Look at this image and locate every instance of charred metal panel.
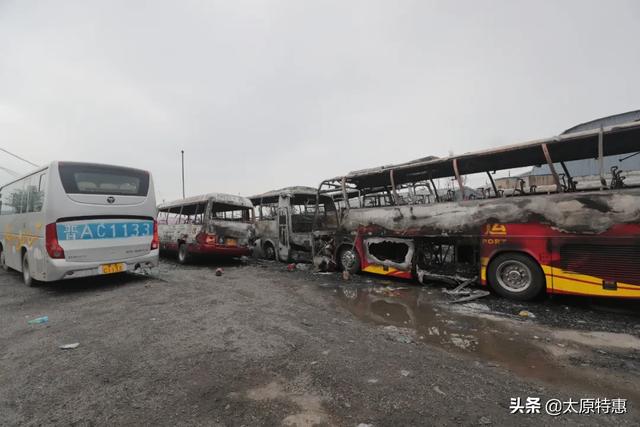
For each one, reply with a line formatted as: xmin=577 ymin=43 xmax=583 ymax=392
xmin=207 ymin=219 xmax=254 ymax=245
xmin=363 ymin=237 xmax=414 ymax=270
xmin=340 ymin=188 xmax=640 ymax=237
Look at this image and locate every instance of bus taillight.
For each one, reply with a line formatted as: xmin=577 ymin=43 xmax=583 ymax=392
xmin=151 ymin=220 xmax=159 ymax=250
xmin=45 ymin=223 xmax=65 ymax=259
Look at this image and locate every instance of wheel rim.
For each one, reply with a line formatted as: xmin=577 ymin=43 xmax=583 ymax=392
xmin=0 ymin=251 xmax=5 ymax=269
xmin=340 ymin=248 xmax=356 ymax=270
xmin=495 ymin=260 xmax=532 ymax=293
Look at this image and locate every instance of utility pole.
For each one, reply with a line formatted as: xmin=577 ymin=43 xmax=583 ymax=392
xmin=181 ymin=150 xmax=185 ymax=198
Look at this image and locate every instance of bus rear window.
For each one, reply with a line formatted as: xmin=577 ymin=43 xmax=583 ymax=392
xmin=59 ymin=163 xmax=149 ymax=196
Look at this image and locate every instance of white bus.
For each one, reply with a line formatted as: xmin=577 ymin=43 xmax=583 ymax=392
xmin=0 ymin=161 xmax=159 ymax=286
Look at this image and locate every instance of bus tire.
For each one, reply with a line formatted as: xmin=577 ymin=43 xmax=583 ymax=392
xmin=177 ymin=243 xmax=190 ymax=264
xmin=0 ymin=245 xmax=8 ymax=272
xmin=22 ymin=252 xmax=38 ymax=287
xmin=338 ymin=245 xmax=360 ymax=274
xmin=263 ymin=242 xmax=275 ymax=260
xmin=488 ymin=252 xmax=544 ymax=301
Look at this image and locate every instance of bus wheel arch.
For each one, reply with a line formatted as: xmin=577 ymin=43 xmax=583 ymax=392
xmin=487 ymin=251 xmax=545 ymax=301
xmin=337 ymin=244 xmax=361 ymax=274
xmin=262 ymin=241 xmax=276 ymax=260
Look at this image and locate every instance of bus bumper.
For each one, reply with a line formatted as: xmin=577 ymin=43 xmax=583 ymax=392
xmin=43 ymin=250 xmax=160 ymax=281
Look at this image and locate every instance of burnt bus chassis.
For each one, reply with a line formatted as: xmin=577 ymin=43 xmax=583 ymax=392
xmin=311 ymin=120 xmax=640 ymax=300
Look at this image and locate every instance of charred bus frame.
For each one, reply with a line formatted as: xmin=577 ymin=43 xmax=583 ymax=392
xmin=313 ymin=120 xmax=640 ymax=300
xmin=157 ymin=193 xmax=255 ymax=264
xmin=250 ymin=187 xmax=339 ymax=262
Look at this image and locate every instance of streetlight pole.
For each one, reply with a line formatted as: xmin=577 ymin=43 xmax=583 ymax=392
xmin=181 ymin=150 xmax=185 ymax=199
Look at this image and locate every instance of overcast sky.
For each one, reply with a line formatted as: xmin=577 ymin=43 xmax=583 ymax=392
xmin=1 ymin=0 xmax=638 ymax=201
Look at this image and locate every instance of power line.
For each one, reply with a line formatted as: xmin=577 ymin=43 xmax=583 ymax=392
xmin=0 ymin=148 xmax=39 ymax=168
xmin=0 ymin=165 xmax=21 ymax=177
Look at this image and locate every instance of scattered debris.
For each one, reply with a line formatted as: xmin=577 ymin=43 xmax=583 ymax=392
xmin=400 ymin=370 xmax=410 ymax=377
xmin=518 ymin=310 xmax=536 ymax=318
xmin=215 ymin=268 xmax=223 ymax=276
xmin=443 ymin=276 xmax=478 ymax=296
xmin=450 ymin=290 xmax=490 ymax=304
xmin=366 ymin=378 xmax=379 ymax=384
xmin=59 ymin=343 xmax=79 ymax=350
xmin=357 ymin=424 xmax=373 ymax=427
xmin=295 ymin=263 xmax=310 ymax=271
xmin=286 ymin=263 xmax=296 ymax=272
xmin=382 ymin=325 xmax=416 ymax=344
xmin=301 ymin=319 xmax=313 ymax=327
xmin=321 ymin=350 xmax=330 ymax=356
xmin=28 ymin=316 xmax=48 ymax=325
xmin=310 ymin=361 xmax=318 ymax=365
xmin=433 ymin=385 xmax=446 ymax=396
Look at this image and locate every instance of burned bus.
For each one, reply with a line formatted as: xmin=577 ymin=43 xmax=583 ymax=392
xmin=313 ymin=119 xmax=640 ymax=300
xmin=157 ymin=193 xmax=254 ymax=264
xmin=250 ymin=186 xmax=338 ymax=262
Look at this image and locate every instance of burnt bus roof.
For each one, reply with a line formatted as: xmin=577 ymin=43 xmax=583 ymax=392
xmin=331 ymin=119 xmax=640 ymax=190
xmin=158 ymin=193 xmax=253 ymax=210
xmin=250 ymin=186 xmax=330 ymax=204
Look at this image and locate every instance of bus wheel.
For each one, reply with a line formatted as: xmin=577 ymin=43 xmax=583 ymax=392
xmin=0 ymin=247 xmax=8 ymax=272
xmin=263 ymin=243 xmax=275 ymax=260
xmin=177 ymin=243 xmax=190 ymax=264
xmin=338 ymin=246 xmax=360 ymax=274
xmin=488 ymin=253 xmax=544 ymax=301
xmin=22 ymin=253 xmax=38 ymax=287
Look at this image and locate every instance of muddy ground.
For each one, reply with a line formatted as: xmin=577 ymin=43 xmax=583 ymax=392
xmin=1 ymin=256 xmax=639 ymax=426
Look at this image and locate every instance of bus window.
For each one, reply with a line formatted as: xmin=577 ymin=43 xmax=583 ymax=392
xmin=178 ymin=203 xmax=206 ymax=224
xmin=211 ymin=203 xmax=251 ymax=222
xmin=167 ymin=206 xmax=181 ymax=224
xmin=157 ymin=209 xmax=169 ymax=225
xmin=30 ymin=172 xmax=46 ymax=212
xmin=58 ymin=163 xmax=149 ymax=196
xmin=1 ymin=180 xmax=24 ymax=215
xmin=259 ymin=204 xmax=277 ymax=220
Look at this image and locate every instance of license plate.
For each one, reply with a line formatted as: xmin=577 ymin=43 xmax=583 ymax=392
xmin=225 ymin=238 xmax=237 ymax=247
xmin=100 ymin=263 xmax=126 ymax=274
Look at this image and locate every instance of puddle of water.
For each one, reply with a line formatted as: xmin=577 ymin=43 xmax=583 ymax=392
xmin=553 ymin=330 xmax=640 ymax=350
xmin=332 ymin=284 xmax=640 ymax=402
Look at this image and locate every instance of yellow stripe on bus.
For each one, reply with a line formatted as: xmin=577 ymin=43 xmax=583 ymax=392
xmin=550 ymin=266 xmax=640 ymax=298
xmin=362 ymin=265 xmax=401 ymax=275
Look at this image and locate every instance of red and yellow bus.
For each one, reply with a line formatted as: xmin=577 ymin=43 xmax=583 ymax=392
xmin=313 ymin=116 xmax=640 ymax=300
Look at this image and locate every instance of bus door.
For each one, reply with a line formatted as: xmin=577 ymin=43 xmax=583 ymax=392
xmin=277 ymin=207 xmax=290 ymax=261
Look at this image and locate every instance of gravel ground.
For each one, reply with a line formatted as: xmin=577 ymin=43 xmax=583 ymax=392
xmin=1 ymin=256 xmax=639 ymax=426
